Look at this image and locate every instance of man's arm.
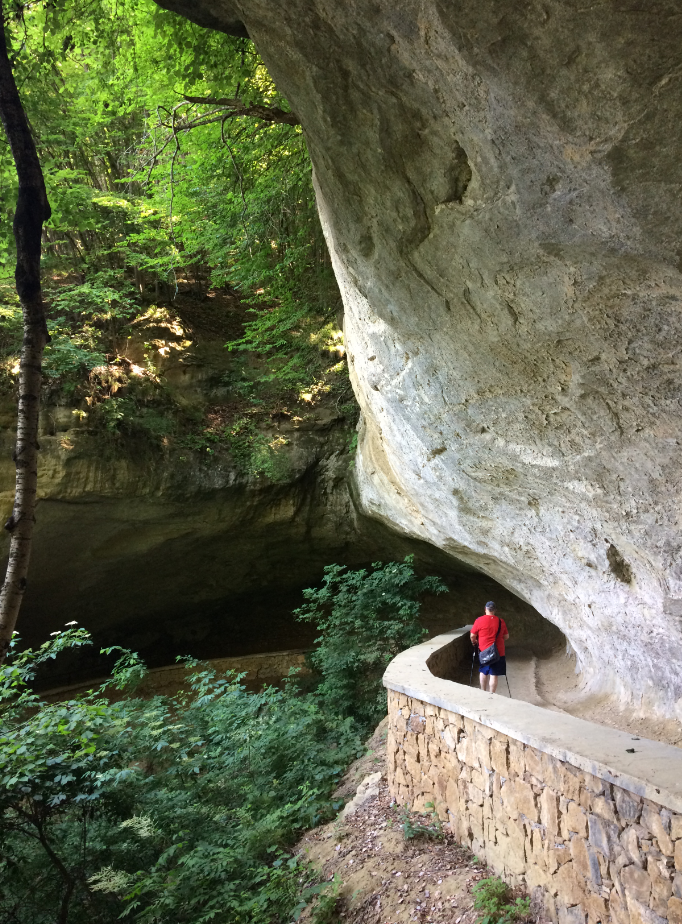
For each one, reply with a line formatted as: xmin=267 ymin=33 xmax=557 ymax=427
xmin=470 ymin=630 xmax=478 ymax=646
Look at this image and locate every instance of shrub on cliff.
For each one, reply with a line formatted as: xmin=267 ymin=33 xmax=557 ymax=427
xmin=0 ymin=629 xmax=361 ymax=923
xmin=296 ymin=556 xmax=448 ymax=731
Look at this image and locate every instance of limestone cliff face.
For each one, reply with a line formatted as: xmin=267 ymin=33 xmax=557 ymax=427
xmin=0 ymin=407 xmax=356 ymax=674
xmin=155 ymin=0 xmax=682 ymax=717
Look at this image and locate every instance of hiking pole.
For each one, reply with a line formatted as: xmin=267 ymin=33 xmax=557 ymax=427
xmin=469 ymin=647 xmax=477 ymax=686
xmin=506 ymin=674 xmax=512 ymax=698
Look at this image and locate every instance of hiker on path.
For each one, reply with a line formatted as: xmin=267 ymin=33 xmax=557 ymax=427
xmin=470 ymin=601 xmax=509 ymax=694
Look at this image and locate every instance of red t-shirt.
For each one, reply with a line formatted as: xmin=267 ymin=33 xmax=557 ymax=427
xmin=471 ymin=614 xmax=508 ymax=657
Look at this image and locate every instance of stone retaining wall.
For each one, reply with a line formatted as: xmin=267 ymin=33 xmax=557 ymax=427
xmin=384 ymin=631 xmax=682 ymax=924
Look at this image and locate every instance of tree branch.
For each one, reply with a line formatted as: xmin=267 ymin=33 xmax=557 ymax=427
xmin=182 ymin=95 xmax=300 ymax=126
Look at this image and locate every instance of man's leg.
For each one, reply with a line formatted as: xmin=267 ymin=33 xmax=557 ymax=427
xmin=479 ymin=672 xmax=489 ymax=691
xmin=489 ymin=675 xmax=499 ymax=694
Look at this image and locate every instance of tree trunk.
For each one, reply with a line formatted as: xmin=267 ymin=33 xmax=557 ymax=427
xmin=0 ymin=1 xmax=51 ymax=664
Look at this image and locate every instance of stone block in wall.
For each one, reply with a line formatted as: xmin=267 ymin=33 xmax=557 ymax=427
xmin=404 ymin=755 xmax=419 ymax=785
xmin=546 ymin=842 xmax=571 ymax=874
xmin=668 ymin=896 xmax=682 ymax=924
xmin=532 ymin=827 xmax=547 ymax=863
xmin=413 ymin=790 xmax=435 ymax=813
xmin=404 ymin=733 xmax=419 ymax=761
xmin=622 ymin=865 xmax=653 ymax=904
xmin=542 ymin=788 xmax=560 ymax=836
xmin=527 ymin=861 xmax=554 ymax=894
xmin=626 ymin=895 xmax=668 ymax=924
xmin=611 ymin=887 xmax=631 ymax=924
xmin=649 ymin=854 xmax=674 ymax=916
xmin=446 ymin=776 xmax=459 ymax=814
xmin=491 ymin=738 xmax=509 ymax=775
xmin=554 ymin=861 xmax=588 ymax=906
xmin=562 ymin=765 xmax=582 ymax=803
xmin=671 ymin=815 xmax=682 ymax=841
xmin=564 ymin=801 xmax=589 ymax=837
xmin=588 ymin=813 xmax=620 ymax=860
xmin=503 ymin=778 xmax=539 ymax=823
xmin=622 ymin=826 xmax=644 ymax=867
xmin=441 ymin=708 xmax=462 ymax=729
xmin=469 ymin=802 xmax=484 ymax=842
xmin=558 ymin=904 xmax=586 ymax=924
xmin=585 ymin=891 xmax=608 ymax=924
xmin=544 ymin=890 xmax=559 ymax=923
xmin=509 ymin=741 xmax=525 ymax=776
xmin=676 ymin=839 xmax=682 ymax=871
xmin=579 ymin=787 xmax=592 ymax=813
xmin=674 ymin=871 xmax=682 ymax=899
xmin=475 ymin=729 xmax=492 ymax=770
xmin=442 ymin=725 xmax=457 ymax=751
xmin=488 ymin=830 xmax=527 ymax=877
xmin=510 ymin=815 xmax=530 ymax=864
xmin=543 ymin=753 xmax=564 ymax=792
xmin=592 ymin=795 xmax=620 ymax=826
xmin=616 ymin=788 xmax=643 ymax=825
xmin=468 ymin=782 xmax=485 ymax=806
xmin=471 ymin=767 xmax=486 ymax=794
xmin=457 ymin=732 xmax=478 ymax=769
xmin=525 ymin=746 xmax=543 ymax=781
xmin=463 ymin=716 xmax=476 ymax=736
xmin=642 ymin=806 xmax=675 ymax=857
xmin=387 ymin=742 xmax=396 ymax=774
xmin=582 ymin=772 xmax=607 ymax=796
xmin=571 ymin=836 xmax=602 ymax=887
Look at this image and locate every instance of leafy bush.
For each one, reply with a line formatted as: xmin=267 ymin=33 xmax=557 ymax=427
xmin=0 ymin=557 xmax=442 ymax=921
xmin=0 ymin=630 xmax=362 ymax=924
xmin=472 ymin=877 xmax=531 ymax=924
xmin=399 ymin=801 xmax=444 ymax=841
xmin=295 ymin=557 xmax=448 ymax=731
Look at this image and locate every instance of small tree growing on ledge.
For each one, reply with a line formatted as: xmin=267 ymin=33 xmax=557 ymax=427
xmin=296 ymin=556 xmax=448 ymax=730
xmin=0 ymin=0 xmax=52 ymax=664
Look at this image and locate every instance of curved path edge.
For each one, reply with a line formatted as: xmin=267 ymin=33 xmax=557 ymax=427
xmin=383 ymin=628 xmax=682 ymax=814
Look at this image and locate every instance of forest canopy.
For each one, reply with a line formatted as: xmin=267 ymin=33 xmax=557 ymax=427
xmin=0 ymin=0 xmax=349 ymax=471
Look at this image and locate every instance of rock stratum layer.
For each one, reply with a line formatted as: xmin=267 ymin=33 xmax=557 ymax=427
xmin=155 ymin=0 xmax=682 ymax=718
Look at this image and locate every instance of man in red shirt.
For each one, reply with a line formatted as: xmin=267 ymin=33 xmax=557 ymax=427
xmin=470 ymin=601 xmax=509 ymax=694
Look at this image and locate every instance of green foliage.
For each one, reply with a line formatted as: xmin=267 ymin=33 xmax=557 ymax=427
xmin=399 ymin=801 xmax=444 ymax=841
xmin=472 ymin=877 xmax=531 ymax=924
xmin=296 ymin=557 xmax=448 ymax=731
xmin=305 ymin=873 xmax=342 ymax=924
xmin=0 ymin=629 xmax=362 ymax=923
xmin=0 ymin=0 xmax=349 ymax=432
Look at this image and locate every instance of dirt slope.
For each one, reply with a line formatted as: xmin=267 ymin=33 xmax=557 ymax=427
xmin=296 ymin=719 xmax=534 ymax=924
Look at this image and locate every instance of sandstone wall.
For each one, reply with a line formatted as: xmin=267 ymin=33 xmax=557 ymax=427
xmin=384 ymin=631 xmax=682 ymax=924
xmin=155 ymin=0 xmax=682 ymax=719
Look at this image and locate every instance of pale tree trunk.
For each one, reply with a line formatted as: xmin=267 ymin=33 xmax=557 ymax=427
xmin=0 ymin=0 xmax=51 ymax=664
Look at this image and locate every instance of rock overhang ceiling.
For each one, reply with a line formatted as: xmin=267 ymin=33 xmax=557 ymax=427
xmin=154 ymin=0 xmax=682 ymax=719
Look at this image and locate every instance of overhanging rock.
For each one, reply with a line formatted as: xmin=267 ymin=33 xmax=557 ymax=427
xmin=155 ymin=0 xmax=682 ymax=718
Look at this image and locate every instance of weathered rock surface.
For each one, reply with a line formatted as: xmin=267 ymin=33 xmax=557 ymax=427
xmin=2 ymin=417 xmax=547 ymax=686
xmin=1 ymin=384 xmax=549 ymax=689
xmin=155 ymin=0 xmax=682 ymax=718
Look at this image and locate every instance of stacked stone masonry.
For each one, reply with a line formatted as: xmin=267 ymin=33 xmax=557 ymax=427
xmin=387 ymin=690 xmax=682 ymax=924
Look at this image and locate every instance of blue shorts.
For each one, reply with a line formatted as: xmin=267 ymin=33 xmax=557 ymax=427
xmin=479 ymin=656 xmax=506 ymax=676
